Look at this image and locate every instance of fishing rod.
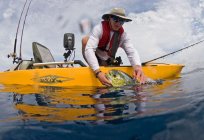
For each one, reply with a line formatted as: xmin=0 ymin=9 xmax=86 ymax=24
xmin=142 ymin=39 xmax=204 ymax=65
xmin=19 ymin=0 xmax=33 ymax=60
xmin=8 ymin=0 xmax=28 ymax=64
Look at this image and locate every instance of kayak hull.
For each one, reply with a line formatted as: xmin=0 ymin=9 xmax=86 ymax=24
xmin=0 ymin=63 xmax=184 ymax=87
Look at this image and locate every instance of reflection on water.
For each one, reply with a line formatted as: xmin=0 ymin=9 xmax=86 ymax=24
xmin=10 ymin=86 xmax=146 ymax=123
xmin=0 ymin=69 xmax=204 ymax=140
xmin=0 ymin=79 xmax=181 ymax=124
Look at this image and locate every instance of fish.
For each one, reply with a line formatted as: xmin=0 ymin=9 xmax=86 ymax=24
xmin=105 ymin=70 xmax=136 ymax=87
xmin=106 ymin=69 xmax=163 ymax=87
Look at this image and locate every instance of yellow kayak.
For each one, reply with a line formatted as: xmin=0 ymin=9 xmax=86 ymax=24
xmin=0 ymin=63 xmax=184 ymax=87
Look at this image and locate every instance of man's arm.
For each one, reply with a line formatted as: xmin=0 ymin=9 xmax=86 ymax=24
xmin=120 ymin=32 xmax=141 ymax=66
xmin=84 ymin=24 xmax=112 ymax=86
xmin=84 ymin=24 xmax=101 ymax=71
xmin=120 ymin=32 xmax=146 ymax=83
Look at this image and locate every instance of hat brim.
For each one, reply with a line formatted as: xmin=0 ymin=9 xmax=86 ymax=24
xmin=102 ymin=14 xmax=132 ymax=22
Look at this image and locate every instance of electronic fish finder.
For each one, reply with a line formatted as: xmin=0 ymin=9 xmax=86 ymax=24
xmin=62 ymin=33 xmax=86 ymax=67
xmin=63 ymin=33 xmax=75 ymax=62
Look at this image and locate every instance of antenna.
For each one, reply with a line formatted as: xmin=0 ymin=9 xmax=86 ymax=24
xmin=8 ymin=0 xmax=28 ymax=64
xmin=19 ymin=0 xmax=33 ymax=60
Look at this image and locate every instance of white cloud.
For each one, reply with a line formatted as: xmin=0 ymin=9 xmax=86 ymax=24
xmin=122 ymin=0 xmax=204 ymax=72
xmin=3 ymin=8 xmax=14 ymax=19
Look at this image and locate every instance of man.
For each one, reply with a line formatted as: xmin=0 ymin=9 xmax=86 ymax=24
xmin=82 ymin=8 xmax=146 ymax=86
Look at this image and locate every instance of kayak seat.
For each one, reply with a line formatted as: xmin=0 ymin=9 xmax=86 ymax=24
xmin=32 ymin=42 xmax=56 ymax=68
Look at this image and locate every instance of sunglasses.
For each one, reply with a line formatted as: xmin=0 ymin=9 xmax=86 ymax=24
xmin=111 ymin=16 xmax=125 ymax=25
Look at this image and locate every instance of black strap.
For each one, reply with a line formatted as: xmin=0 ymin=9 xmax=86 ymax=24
xmin=110 ymin=31 xmax=120 ymax=58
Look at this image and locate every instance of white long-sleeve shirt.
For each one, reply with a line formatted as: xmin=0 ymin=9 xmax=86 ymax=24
xmin=84 ymin=23 xmax=141 ymax=71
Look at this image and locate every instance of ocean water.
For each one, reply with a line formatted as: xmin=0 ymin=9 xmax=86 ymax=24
xmin=0 ymin=68 xmax=204 ymax=140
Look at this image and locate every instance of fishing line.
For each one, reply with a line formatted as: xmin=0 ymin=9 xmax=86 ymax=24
xmin=19 ymin=0 xmax=33 ymax=60
xmin=72 ymin=50 xmax=76 ymax=61
xmin=142 ymin=39 xmax=204 ymax=65
xmin=67 ymin=50 xmax=75 ymax=62
xmin=10 ymin=0 xmax=28 ymax=64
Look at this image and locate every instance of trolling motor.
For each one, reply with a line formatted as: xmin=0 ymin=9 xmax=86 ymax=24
xmin=63 ymin=33 xmax=75 ymax=62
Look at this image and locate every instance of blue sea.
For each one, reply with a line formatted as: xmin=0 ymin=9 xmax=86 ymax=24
xmin=0 ymin=68 xmax=204 ymax=140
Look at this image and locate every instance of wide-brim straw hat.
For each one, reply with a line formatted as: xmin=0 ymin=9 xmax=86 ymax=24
xmin=102 ymin=8 xmax=132 ymax=22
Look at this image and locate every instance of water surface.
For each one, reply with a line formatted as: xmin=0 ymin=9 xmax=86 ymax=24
xmin=0 ymin=68 xmax=204 ymax=140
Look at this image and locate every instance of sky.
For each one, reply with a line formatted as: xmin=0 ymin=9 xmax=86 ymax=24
xmin=0 ymin=0 xmax=204 ymax=72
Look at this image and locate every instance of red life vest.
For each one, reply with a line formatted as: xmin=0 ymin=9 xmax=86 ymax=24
xmin=98 ymin=21 xmax=124 ymax=57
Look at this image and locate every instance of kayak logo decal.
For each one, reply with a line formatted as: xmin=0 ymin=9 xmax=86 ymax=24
xmin=33 ymin=75 xmax=73 ymax=84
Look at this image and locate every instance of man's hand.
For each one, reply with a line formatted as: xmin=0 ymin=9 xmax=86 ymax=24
xmin=95 ymin=70 xmax=112 ymax=87
xmin=133 ymin=65 xmax=146 ymax=84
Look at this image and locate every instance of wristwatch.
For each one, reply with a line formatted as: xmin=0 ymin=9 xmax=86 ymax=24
xmin=95 ymin=70 xmax=102 ymax=78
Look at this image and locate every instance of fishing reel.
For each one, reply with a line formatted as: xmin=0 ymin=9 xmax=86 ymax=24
xmin=63 ymin=33 xmax=75 ymax=62
xmin=107 ymin=56 xmax=123 ymax=66
xmin=7 ymin=52 xmax=21 ymax=64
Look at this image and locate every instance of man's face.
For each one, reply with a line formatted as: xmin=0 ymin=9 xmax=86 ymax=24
xmin=109 ymin=16 xmax=125 ymax=31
